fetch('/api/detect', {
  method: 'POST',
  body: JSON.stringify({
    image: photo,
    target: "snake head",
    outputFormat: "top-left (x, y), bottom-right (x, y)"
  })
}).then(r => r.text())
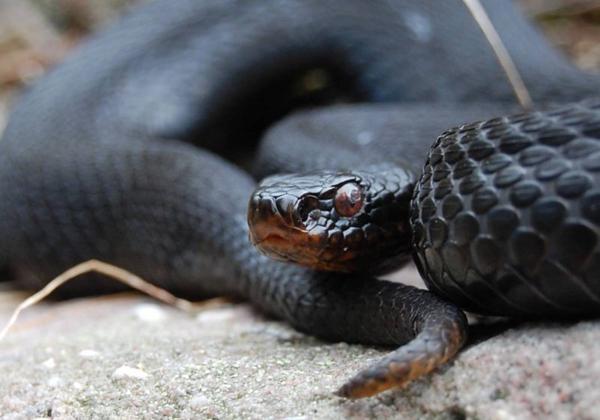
top-left (248, 164), bottom-right (415, 273)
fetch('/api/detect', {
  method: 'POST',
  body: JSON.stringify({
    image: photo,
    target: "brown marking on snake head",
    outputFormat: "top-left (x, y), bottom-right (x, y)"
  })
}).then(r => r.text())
top-left (250, 220), bottom-right (361, 271)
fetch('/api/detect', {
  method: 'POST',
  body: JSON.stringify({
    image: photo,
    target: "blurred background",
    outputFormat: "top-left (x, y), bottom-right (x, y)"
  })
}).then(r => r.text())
top-left (0, 0), bottom-right (599, 135)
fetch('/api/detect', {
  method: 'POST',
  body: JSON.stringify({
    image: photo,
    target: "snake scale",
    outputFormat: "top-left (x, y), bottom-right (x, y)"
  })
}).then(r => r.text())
top-left (1, 0), bottom-right (599, 398)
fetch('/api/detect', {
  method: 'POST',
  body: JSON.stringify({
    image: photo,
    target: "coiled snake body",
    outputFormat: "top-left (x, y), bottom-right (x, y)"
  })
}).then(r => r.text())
top-left (0, 0), bottom-right (599, 398)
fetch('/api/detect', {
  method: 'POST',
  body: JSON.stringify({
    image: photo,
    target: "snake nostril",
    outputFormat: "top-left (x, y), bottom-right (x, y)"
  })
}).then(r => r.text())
top-left (257, 197), bottom-right (277, 219)
top-left (308, 209), bottom-right (321, 220)
top-left (297, 196), bottom-right (320, 223)
top-left (275, 195), bottom-right (298, 225)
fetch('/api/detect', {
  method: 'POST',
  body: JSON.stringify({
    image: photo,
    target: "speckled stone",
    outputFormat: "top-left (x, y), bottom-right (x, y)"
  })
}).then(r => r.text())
top-left (1, 274), bottom-right (600, 419)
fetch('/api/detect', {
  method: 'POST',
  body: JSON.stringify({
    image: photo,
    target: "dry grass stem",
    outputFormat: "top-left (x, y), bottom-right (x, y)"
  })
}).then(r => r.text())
top-left (463, 0), bottom-right (534, 110)
top-left (0, 259), bottom-right (198, 341)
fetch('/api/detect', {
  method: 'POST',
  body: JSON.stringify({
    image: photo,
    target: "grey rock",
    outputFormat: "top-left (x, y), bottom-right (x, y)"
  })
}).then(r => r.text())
top-left (0, 269), bottom-right (599, 419)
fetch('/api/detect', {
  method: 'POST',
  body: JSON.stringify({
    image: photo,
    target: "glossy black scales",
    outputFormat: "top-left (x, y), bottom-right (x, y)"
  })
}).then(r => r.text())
top-left (411, 99), bottom-right (600, 318)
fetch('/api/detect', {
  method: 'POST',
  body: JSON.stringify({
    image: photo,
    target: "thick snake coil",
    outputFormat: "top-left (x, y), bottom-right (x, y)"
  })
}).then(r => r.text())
top-left (248, 101), bottom-right (600, 396)
top-left (1, 0), bottom-right (599, 399)
top-left (412, 100), bottom-right (600, 317)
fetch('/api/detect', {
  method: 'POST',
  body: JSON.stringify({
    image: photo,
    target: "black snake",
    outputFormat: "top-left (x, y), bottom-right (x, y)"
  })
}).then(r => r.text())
top-left (0, 0), bottom-right (598, 398)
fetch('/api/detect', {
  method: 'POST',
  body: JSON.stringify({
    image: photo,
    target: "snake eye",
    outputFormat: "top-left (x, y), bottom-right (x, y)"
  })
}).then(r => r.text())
top-left (334, 182), bottom-right (363, 217)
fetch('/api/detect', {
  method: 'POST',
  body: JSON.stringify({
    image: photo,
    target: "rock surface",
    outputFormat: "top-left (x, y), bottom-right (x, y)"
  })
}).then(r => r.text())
top-left (1, 268), bottom-right (599, 419)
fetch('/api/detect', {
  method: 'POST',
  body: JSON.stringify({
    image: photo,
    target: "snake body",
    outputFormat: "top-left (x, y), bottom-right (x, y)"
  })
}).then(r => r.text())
top-left (0, 0), bottom-right (599, 398)
top-left (413, 100), bottom-right (600, 317)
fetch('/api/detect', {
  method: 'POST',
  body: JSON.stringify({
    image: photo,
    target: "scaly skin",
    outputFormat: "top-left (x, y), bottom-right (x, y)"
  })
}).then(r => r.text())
top-left (253, 101), bottom-right (600, 318)
top-left (248, 164), bottom-right (415, 274)
top-left (412, 100), bottom-right (600, 317)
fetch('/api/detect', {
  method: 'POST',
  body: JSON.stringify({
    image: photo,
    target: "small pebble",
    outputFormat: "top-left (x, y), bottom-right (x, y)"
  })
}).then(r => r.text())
top-left (196, 308), bottom-right (239, 324)
top-left (132, 303), bottom-right (166, 322)
top-left (47, 376), bottom-right (63, 388)
top-left (41, 358), bottom-right (56, 369)
top-left (112, 365), bottom-right (150, 381)
top-left (78, 349), bottom-right (101, 359)
top-left (188, 393), bottom-right (212, 410)
top-left (493, 409), bottom-right (518, 420)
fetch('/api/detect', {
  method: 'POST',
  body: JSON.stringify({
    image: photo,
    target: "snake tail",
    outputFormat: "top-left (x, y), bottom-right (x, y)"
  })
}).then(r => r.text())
top-left (334, 290), bottom-right (467, 398)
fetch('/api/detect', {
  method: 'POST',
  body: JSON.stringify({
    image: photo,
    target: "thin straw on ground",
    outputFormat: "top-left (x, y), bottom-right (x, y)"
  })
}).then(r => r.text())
top-left (0, 259), bottom-right (199, 341)
top-left (463, 0), bottom-right (534, 110)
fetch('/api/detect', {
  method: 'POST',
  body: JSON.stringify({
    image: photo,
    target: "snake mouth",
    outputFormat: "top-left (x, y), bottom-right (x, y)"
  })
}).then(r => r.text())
top-left (250, 227), bottom-right (359, 271)
top-left (252, 231), bottom-right (308, 263)
top-left (251, 230), bottom-right (297, 257)
top-left (248, 213), bottom-right (314, 264)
